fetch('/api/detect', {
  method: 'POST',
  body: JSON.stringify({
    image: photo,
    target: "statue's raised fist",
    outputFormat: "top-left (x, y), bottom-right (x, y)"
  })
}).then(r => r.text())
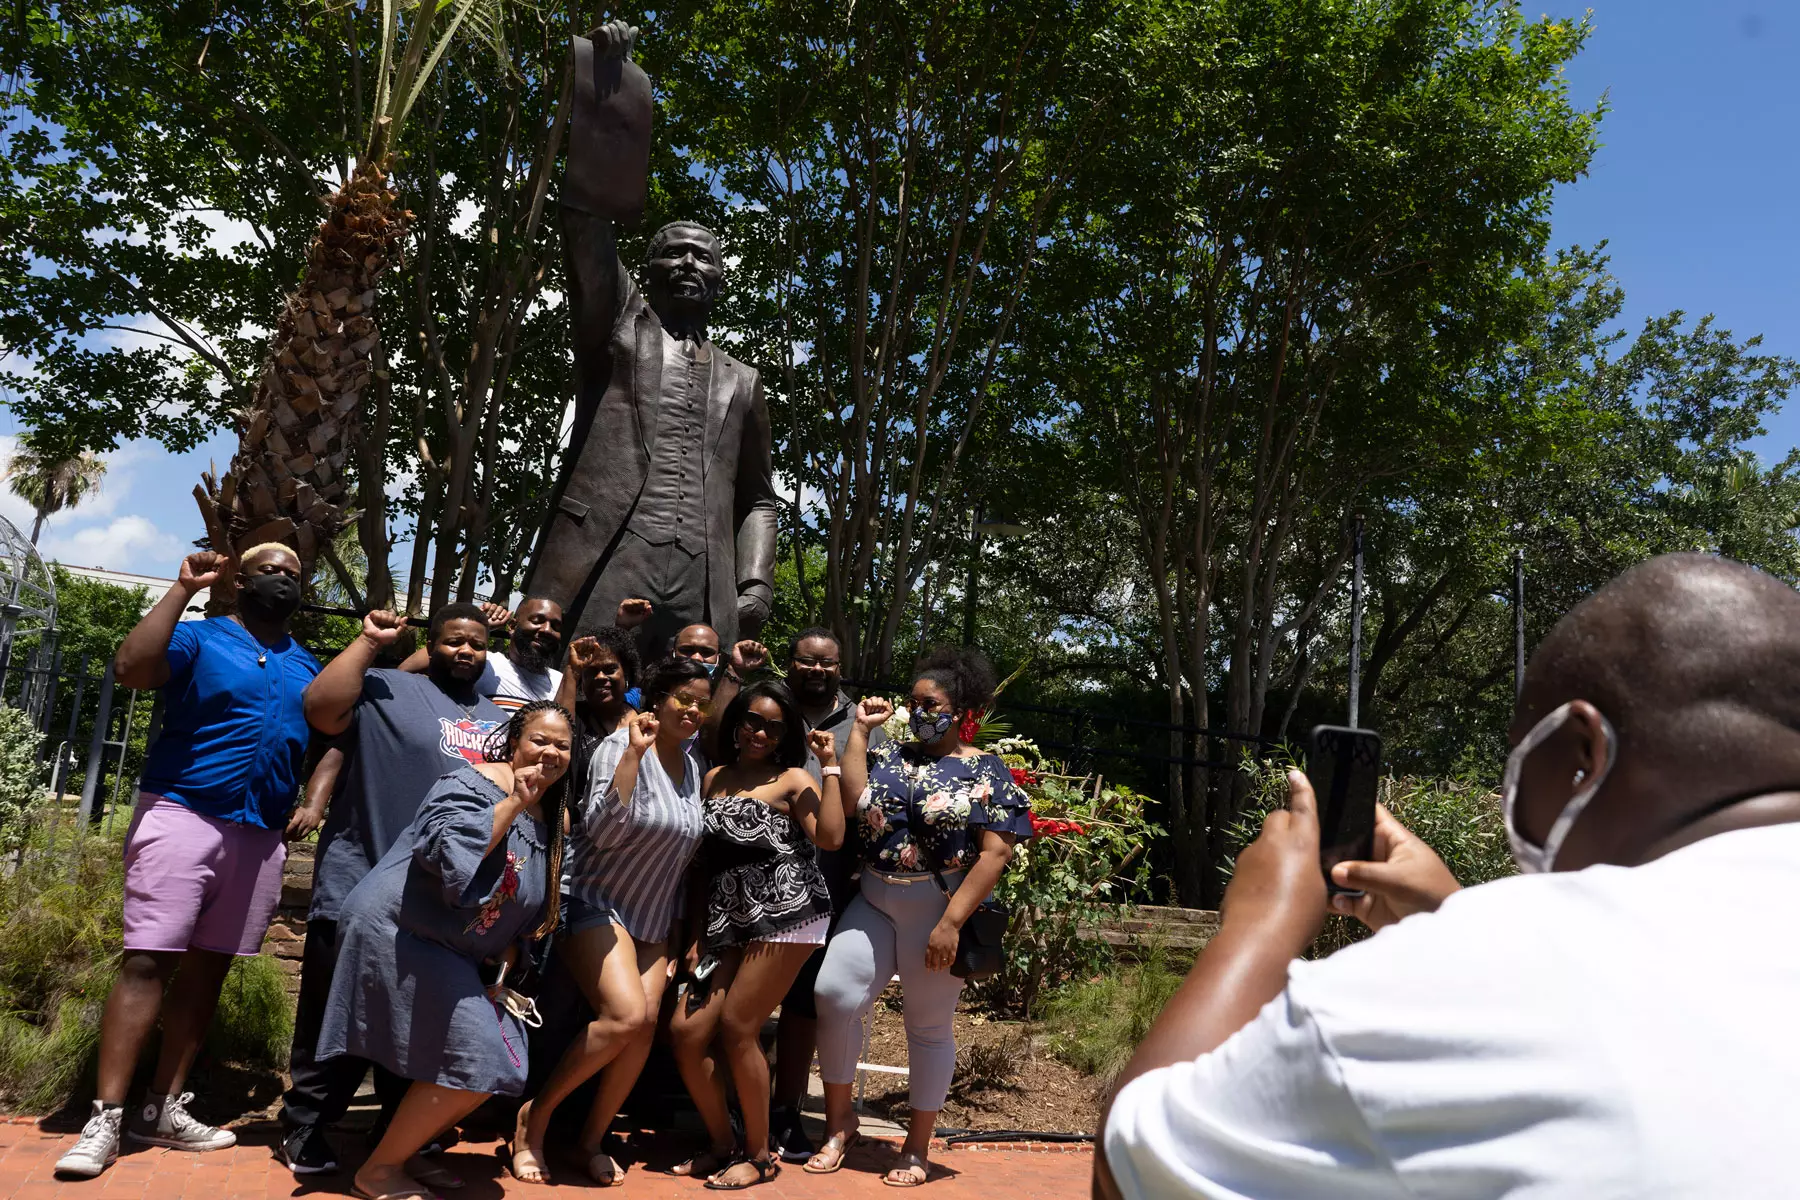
top-left (589, 18), bottom-right (638, 60)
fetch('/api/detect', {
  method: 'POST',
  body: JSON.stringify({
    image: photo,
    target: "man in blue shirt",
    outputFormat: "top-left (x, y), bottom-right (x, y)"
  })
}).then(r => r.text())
top-left (57, 545), bottom-right (319, 1180)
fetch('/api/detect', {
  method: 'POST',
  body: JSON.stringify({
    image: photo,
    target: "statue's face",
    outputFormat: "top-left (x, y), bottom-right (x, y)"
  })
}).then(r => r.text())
top-left (645, 225), bottom-right (723, 317)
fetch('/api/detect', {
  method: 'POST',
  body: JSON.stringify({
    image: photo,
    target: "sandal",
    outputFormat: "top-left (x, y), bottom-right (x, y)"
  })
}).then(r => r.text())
top-left (670, 1147), bottom-right (731, 1178)
top-left (803, 1131), bottom-right (860, 1174)
top-left (884, 1152), bottom-right (930, 1187)
top-left (587, 1148), bottom-right (628, 1186)
top-left (705, 1155), bottom-right (780, 1190)
top-left (407, 1162), bottom-right (465, 1190)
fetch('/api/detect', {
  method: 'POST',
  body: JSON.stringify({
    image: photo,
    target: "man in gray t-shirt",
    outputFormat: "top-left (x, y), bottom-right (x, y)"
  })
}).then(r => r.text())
top-left (277, 603), bottom-right (507, 1175)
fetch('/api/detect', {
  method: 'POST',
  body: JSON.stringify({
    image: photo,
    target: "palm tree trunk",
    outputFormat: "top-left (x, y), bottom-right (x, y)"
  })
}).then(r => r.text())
top-left (195, 154), bottom-right (408, 588)
top-left (28, 507), bottom-right (45, 545)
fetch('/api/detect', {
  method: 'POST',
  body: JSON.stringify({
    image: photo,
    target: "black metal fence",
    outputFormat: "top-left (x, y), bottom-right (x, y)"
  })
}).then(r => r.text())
top-left (0, 635), bottom-right (158, 863)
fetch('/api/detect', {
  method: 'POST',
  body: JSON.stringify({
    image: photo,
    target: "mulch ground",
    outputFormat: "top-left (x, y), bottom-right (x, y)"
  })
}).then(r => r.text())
top-left (860, 986), bottom-right (1101, 1136)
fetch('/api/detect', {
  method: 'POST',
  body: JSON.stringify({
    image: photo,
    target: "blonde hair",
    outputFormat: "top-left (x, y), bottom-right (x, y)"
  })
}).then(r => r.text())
top-left (239, 542), bottom-right (300, 569)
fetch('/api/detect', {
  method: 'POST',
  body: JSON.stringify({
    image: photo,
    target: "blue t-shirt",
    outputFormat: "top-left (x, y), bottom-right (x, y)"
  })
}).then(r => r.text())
top-left (138, 617), bottom-right (322, 829)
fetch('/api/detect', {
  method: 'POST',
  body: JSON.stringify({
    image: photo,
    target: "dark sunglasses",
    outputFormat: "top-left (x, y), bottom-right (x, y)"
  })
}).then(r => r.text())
top-left (739, 712), bottom-right (788, 741)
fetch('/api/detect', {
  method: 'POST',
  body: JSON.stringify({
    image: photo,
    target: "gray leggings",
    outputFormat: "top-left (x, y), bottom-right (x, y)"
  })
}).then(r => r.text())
top-left (814, 869), bottom-right (967, 1112)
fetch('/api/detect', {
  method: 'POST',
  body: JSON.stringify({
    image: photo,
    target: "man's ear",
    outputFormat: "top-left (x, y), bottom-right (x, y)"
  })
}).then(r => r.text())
top-left (1565, 699), bottom-right (1612, 779)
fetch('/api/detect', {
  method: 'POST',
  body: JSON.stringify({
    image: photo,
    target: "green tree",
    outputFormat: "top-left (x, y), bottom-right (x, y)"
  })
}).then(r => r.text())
top-left (1019, 0), bottom-right (1599, 903)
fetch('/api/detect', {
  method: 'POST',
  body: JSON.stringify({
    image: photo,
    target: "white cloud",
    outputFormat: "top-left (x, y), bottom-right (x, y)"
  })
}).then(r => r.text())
top-left (39, 515), bottom-right (185, 574)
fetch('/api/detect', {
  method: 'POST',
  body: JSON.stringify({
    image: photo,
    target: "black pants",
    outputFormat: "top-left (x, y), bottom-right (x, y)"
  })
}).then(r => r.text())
top-left (279, 918), bottom-right (409, 1132)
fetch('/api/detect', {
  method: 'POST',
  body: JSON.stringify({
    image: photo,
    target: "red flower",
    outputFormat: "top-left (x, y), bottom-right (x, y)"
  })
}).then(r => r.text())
top-left (1028, 813), bottom-right (1086, 838)
top-left (1009, 766), bottom-right (1041, 788)
top-left (959, 710), bottom-right (985, 743)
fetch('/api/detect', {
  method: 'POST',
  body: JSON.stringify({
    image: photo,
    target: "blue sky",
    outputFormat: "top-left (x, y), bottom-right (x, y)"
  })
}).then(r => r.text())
top-left (5, 0), bottom-right (1798, 580)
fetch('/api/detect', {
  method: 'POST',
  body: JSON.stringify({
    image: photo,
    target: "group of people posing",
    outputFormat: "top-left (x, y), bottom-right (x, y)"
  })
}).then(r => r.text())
top-left (54, 546), bottom-right (1032, 1197)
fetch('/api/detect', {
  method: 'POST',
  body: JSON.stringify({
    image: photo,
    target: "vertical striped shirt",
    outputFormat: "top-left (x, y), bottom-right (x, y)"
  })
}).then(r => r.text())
top-left (563, 728), bottom-right (705, 942)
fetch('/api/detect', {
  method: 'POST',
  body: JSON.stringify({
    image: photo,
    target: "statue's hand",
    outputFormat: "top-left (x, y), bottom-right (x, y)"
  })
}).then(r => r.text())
top-left (736, 593), bottom-right (771, 636)
top-left (590, 18), bottom-right (638, 60)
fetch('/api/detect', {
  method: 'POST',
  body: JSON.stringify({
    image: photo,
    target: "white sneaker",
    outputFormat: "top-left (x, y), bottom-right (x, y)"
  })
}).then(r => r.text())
top-left (125, 1091), bottom-right (237, 1152)
top-left (55, 1101), bottom-right (123, 1177)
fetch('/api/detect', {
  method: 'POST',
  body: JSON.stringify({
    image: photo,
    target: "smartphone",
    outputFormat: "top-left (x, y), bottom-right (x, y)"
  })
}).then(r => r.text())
top-left (1307, 725), bottom-right (1381, 896)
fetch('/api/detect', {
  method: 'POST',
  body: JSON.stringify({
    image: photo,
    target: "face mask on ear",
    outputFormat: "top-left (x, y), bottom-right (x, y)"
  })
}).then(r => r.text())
top-left (1501, 702), bottom-right (1617, 873)
top-left (909, 709), bottom-right (955, 743)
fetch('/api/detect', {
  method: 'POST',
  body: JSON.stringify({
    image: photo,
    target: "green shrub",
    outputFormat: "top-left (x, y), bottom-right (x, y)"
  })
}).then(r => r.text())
top-left (978, 736), bottom-right (1163, 1017)
top-left (0, 824), bottom-right (293, 1112)
top-left (0, 703), bottom-right (45, 854)
top-left (1042, 943), bottom-right (1186, 1094)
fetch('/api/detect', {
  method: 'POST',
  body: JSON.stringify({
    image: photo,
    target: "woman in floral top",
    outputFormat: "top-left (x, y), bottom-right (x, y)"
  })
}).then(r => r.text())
top-left (809, 647), bottom-right (1033, 1187)
top-left (318, 701), bottom-right (575, 1200)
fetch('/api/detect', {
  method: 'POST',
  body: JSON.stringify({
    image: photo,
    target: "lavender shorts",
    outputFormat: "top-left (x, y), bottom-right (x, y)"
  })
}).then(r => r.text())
top-left (121, 793), bottom-right (287, 957)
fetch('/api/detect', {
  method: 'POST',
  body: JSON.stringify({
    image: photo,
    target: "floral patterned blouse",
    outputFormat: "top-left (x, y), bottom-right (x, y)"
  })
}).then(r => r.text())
top-left (856, 741), bottom-right (1034, 873)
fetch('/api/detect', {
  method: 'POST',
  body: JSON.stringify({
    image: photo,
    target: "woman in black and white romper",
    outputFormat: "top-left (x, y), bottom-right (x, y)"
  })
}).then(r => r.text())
top-left (667, 680), bottom-right (846, 1190)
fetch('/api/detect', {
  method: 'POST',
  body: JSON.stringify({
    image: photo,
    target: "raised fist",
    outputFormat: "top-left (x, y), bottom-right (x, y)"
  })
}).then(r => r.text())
top-left (362, 609), bottom-right (405, 647)
top-left (178, 551), bottom-right (228, 595)
top-left (566, 634), bottom-right (604, 673)
top-left (855, 696), bottom-right (895, 732)
top-left (627, 711), bottom-right (659, 754)
top-left (807, 729), bottom-right (838, 768)
top-left (730, 640), bottom-right (769, 674)
top-left (512, 762), bottom-right (551, 806)
top-left (616, 598), bottom-right (654, 630)
top-left (480, 601), bottom-right (512, 630)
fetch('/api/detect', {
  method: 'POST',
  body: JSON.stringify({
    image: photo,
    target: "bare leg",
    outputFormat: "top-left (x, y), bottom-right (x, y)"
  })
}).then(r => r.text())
top-left (772, 1011), bottom-right (817, 1109)
top-left (711, 942), bottom-right (816, 1187)
top-left (147, 949), bottom-right (234, 1096)
top-left (514, 924), bottom-right (647, 1182)
top-left (94, 950), bottom-right (180, 1103)
top-left (667, 950), bottom-right (739, 1173)
top-left (806, 1082), bottom-right (860, 1172)
top-left (354, 1082), bottom-right (488, 1200)
top-left (578, 941), bottom-right (670, 1181)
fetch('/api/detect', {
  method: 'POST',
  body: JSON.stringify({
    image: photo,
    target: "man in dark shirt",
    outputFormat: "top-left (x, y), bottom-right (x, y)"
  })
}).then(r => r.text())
top-left (277, 603), bottom-right (507, 1175)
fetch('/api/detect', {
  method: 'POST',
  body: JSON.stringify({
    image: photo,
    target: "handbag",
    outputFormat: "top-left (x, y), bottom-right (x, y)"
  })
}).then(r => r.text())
top-left (930, 866), bottom-right (1009, 980)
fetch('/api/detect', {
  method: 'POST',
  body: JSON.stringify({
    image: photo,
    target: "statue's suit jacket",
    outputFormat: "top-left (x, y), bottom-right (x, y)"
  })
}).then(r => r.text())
top-left (525, 208), bottom-right (779, 640)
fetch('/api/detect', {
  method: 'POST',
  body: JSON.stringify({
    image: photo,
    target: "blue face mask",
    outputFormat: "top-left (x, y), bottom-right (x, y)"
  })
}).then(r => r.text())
top-left (909, 709), bottom-right (955, 743)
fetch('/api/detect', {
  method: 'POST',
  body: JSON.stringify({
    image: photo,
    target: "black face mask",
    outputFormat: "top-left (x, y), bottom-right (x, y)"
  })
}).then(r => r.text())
top-left (239, 573), bottom-right (301, 623)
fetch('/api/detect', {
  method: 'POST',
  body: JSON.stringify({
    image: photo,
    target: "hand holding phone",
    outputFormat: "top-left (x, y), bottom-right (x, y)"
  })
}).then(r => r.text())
top-left (1308, 725), bottom-right (1382, 897)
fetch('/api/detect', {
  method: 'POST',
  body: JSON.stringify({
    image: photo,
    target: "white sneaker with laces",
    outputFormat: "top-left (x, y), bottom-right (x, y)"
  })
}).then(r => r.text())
top-left (55, 1101), bottom-right (123, 1177)
top-left (126, 1091), bottom-right (237, 1151)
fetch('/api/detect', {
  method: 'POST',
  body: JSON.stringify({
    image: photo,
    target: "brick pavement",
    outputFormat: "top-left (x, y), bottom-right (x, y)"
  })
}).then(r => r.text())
top-left (0, 1121), bottom-right (1092, 1200)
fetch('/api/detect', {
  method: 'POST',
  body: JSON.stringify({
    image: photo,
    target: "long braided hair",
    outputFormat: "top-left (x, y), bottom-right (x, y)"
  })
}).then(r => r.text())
top-left (482, 699), bottom-right (582, 940)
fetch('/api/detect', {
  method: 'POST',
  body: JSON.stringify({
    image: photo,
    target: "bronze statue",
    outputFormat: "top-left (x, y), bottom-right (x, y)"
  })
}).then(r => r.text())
top-left (525, 21), bottom-right (778, 654)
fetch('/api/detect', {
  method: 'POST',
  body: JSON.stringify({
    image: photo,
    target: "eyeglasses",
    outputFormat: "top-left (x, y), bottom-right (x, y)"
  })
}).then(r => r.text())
top-left (740, 712), bottom-right (788, 741)
top-left (665, 694), bottom-right (711, 716)
top-left (792, 657), bottom-right (840, 669)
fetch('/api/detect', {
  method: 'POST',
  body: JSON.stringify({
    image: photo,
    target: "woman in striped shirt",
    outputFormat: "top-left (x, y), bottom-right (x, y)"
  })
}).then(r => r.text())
top-left (511, 655), bottom-right (714, 1185)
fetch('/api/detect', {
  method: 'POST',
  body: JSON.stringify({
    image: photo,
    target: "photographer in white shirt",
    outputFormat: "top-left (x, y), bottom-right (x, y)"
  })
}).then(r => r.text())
top-left (1099, 553), bottom-right (1800, 1200)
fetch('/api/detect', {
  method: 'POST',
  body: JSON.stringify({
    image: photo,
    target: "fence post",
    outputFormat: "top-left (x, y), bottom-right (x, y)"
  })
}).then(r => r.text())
top-left (34, 649), bottom-right (63, 764)
top-left (1513, 548), bottom-right (1526, 701)
top-left (77, 662), bottom-right (116, 827)
top-left (1348, 514), bottom-right (1365, 728)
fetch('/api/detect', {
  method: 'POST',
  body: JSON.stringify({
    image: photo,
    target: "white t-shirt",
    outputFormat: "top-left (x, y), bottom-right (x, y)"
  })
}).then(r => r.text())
top-left (1105, 823), bottom-right (1800, 1199)
top-left (478, 652), bottom-right (562, 713)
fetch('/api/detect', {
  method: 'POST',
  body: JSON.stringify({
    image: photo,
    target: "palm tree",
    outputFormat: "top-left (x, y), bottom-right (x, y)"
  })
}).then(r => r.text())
top-left (194, 0), bottom-right (505, 588)
top-left (4, 440), bottom-right (107, 544)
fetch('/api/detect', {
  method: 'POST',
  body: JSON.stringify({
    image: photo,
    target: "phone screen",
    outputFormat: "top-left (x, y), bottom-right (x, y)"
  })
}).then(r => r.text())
top-left (1307, 725), bottom-right (1381, 895)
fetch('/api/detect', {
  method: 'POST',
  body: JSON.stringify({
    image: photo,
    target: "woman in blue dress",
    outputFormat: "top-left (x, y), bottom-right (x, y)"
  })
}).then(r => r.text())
top-left (810, 647), bottom-right (1033, 1187)
top-left (318, 700), bottom-right (576, 1200)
